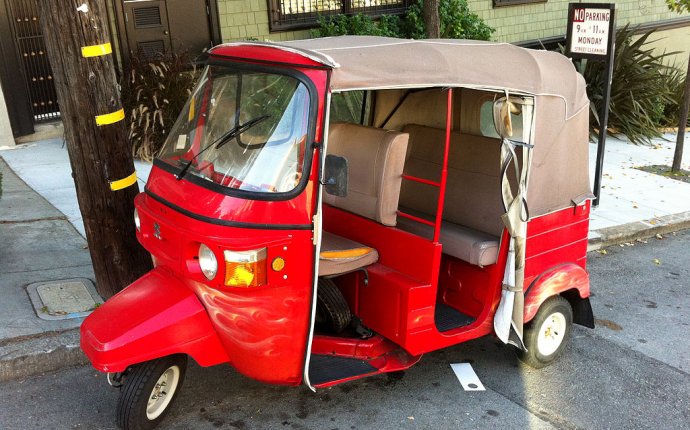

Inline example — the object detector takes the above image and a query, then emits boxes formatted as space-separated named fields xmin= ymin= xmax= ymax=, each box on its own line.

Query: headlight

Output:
xmin=198 ymin=244 xmax=218 ymax=280
xmin=133 ymin=208 xmax=141 ymax=232
xmin=224 ymin=248 xmax=267 ymax=288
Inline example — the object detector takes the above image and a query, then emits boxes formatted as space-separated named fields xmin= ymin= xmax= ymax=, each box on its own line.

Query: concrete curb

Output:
xmin=0 ymin=329 xmax=87 ymax=382
xmin=588 ymin=211 xmax=690 ymax=250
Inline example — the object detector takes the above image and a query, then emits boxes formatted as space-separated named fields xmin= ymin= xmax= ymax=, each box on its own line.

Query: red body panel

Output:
xmin=80 ymin=268 xmax=229 ymax=373
xmin=524 ymin=263 xmax=590 ymax=322
xmin=80 ymin=43 xmax=592 ymax=388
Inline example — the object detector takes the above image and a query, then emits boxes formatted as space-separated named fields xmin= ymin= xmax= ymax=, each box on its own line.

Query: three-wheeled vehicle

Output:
xmin=81 ymin=36 xmax=595 ymax=429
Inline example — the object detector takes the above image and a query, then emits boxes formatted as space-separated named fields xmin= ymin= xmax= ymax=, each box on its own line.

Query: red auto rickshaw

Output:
xmin=81 ymin=36 xmax=595 ymax=429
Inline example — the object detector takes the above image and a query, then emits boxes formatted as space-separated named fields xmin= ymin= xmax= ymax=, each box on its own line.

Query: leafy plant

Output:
xmin=311 ymin=13 xmax=402 ymax=37
xmin=583 ymin=25 xmax=677 ymax=144
xmin=403 ymin=0 xmax=494 ymax=40
xmin=120 ymin=52 xmax=200 ymax=161
xmin=660 ymin=65 xmax=690 ymax=127
xmin=311 ymin=0 xmax=494 ymax=41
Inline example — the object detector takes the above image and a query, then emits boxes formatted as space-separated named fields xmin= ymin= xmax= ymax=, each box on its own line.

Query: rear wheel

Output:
xmin=116 ymin=355 xmax=187 ymax=430
xmin=316 ymin=278 xmax=352 ymax=334
xmin=517 ymin=296 xmax=573 ymax=369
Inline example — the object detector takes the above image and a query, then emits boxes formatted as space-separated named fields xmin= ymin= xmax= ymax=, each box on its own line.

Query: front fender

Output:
xmin=81 ymin=267 xmax=229 ymax=372
xmin=524 ymin=263 xmax=593 ymax=326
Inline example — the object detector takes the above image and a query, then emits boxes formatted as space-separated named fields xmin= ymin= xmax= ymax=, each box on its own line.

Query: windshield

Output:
xmin=158 ymin=65 xmax=312 ymax=194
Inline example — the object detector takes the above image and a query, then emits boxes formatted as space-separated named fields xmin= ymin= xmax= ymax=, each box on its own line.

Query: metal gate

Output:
xmin=5 ymin=0 xmax=59 ymax=122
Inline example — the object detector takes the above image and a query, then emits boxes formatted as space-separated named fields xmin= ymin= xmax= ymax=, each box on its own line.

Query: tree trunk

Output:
xmin=423 ymin=0 xmax=440 ymax=39
xmin=38 ymin=0 xmax=152 ymax=298
xmin=672 ymin=53 xmax=690 ymax=172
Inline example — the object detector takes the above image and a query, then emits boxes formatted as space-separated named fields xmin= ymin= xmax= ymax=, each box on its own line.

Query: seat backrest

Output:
xmin=325 ymin=122 xmax=409 ymax=226
xmin=400 ymin=124 xmax=504 ymax=236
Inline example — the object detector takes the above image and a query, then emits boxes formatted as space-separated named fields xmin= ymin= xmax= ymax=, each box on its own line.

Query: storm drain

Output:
xmin=27 ymin=278 xmax=103 ymax=320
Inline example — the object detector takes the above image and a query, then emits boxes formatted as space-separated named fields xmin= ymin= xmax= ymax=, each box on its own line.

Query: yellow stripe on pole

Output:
xmin=109 ymin=172 xmax=137 ymax=191
xmin=81 ymin=42 xmax=112 ymax=58
xmin=95 ymin=108 xmax=125 ymax=126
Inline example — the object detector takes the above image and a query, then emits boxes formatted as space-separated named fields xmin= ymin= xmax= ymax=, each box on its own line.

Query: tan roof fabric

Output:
xmin=219 ymin=36 xmax=588 ymax=119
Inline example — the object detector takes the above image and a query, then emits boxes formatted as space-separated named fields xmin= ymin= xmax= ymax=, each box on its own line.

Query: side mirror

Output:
xmin=324 ymin=154 xmax=348 ymax=197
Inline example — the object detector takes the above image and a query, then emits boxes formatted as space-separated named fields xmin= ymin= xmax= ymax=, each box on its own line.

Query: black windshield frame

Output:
xmin=154 ymin=60 xmax=319 ymax=202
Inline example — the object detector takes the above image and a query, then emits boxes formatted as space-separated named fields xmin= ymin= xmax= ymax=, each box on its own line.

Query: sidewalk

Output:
xmin=0 ymin=130 xmax=689 ymax=381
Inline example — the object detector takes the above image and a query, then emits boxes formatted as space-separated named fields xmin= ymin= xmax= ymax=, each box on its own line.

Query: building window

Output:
xmin=493 ymin=0 xmax=546 ymax=7
xmin=268 ymin=0 xmax=412 ymax=32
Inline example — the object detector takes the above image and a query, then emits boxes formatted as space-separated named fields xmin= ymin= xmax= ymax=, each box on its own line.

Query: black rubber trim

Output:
xmin=145 ymin=189 xmax=313 ymax=230
xmin=156 ymin=60 xmax=319 ymax=202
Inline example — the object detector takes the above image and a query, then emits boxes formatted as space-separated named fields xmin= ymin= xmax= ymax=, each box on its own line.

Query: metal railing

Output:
xmin=268 ymin=0 xmax=412 ymax=31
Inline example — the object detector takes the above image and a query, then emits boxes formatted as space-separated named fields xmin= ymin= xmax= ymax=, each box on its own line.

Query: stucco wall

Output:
xmin=0 ymin=82 xmax=15 ymax=146
xmin=217 ymin=0 xmax=688 ymax=44
xmin=643 ymin=25 xmax=690 ymax=70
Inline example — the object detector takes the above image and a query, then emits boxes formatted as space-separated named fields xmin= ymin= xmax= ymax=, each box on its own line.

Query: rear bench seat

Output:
xmin=319 ymin=123 xmax=409 ymax=276
xmin=397 ymin=124 xmax=504 ymax=267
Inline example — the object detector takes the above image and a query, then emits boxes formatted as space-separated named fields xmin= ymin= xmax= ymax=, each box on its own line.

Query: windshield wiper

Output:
xmin=176 ymin=115 xmax=270 ymax=181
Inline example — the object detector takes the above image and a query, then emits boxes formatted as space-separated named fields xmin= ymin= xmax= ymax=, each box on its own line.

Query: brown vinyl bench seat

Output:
xmin=397 ymin=124 xmax=504 ymax=267
xmin=318 ymin=122 xmax=409 ymax=277
xmin=396 ymin=209 xmax=499 ymax=266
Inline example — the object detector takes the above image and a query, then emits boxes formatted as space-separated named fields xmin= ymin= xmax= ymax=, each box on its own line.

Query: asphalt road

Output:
xmin=1 ymin=230 xmax=689 ymax=430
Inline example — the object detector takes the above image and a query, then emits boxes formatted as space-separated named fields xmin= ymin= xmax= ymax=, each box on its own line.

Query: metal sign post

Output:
xmin=566 ymin=3 xmax=616 ymax=208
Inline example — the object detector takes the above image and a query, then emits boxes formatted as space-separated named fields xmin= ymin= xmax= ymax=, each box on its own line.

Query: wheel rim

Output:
xmin=146 ymin=365 xmax=181 ymax=420
xmin=536 ymin=312 xmax=567 ymax=357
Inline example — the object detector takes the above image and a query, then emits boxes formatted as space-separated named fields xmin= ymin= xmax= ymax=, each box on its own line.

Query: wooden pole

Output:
xmin=672 ymin=53 xmax=690 ymax=172
xmin=38 ymin=0 xmax=152 ymax=298
xmin=423 ymin=0 xmax=440 ymax=38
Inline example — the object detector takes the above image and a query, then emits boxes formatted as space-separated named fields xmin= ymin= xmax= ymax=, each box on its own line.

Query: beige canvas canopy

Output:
xmin=217 ymin=35 xmax=592 ymax=216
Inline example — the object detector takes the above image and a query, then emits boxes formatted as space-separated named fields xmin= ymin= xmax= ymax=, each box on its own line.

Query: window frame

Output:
xmin=492 ymin=0 xmax=547 ymax=8
xmin=267 ymin=0 xmax=412 ymax=32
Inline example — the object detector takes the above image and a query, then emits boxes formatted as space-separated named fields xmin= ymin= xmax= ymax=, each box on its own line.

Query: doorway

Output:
xmin=119 ymin=0 xmax=219 ymax=61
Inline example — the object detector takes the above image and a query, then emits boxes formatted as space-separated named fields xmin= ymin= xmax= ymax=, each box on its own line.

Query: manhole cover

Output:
xmin=27 ymin=278 xmax=103 ymax=320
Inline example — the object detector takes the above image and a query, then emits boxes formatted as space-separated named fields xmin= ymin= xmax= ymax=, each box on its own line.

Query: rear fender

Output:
xmin=80 ymin=268 xmax=229 ymax=372
xmin=524 ymin=263 xmax=594 ymax=328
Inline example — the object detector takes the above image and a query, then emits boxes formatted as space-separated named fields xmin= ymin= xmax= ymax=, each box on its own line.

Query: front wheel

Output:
xmin=116 ymin=355 xmax=187 ymax=430
xmin=517 ymin=296 xmax=573 ymax=369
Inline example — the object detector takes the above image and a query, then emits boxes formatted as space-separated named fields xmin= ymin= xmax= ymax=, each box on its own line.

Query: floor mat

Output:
xmin=435 ymin=303 xmax=475 ymax=332
xmin=308 ymin=354 xmax=377 ymax=386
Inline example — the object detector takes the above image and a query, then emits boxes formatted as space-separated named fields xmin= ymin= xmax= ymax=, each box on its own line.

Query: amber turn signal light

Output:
xmin=223 ymin=248 xmax=267 ymax=288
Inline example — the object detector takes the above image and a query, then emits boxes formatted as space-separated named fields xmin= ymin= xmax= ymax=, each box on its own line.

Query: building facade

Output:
xmin=1 ymin=0 xmax=688 ymax=138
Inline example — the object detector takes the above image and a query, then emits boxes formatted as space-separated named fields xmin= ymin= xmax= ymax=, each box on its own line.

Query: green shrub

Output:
xmin=583 ymin=25 xmax=677 ymax=144
xmin=312 ymin=0 xmax=494 ymax=41
xmin=403 ymin=0 xmax=494 ymax=40
xmin=120 ymin=52 xmax=200 ymax=161
xmin=661 ymin=65 xmax=690 ymax=127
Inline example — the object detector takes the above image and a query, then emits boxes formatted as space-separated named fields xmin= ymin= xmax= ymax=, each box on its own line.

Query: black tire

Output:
xmin=316 ymin=278 xmax=352 ymax=334
xmin=517 ymin=296 xmax=573 ymax=369
xmin=116 ymin=355 xmax=187 ymax=430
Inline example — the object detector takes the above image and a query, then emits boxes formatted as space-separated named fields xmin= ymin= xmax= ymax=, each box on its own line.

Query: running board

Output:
xmin=308 ymin=335 xmax=422 ymax=388
xmin=309 ymin=355 xmax=377 ymax=386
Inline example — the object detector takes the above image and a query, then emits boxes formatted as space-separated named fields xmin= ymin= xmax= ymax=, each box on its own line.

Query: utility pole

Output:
xmin=672 ymin=54 xmax=689 ymax=172
xmin=38 ymin=0 xmax=152 ymax=298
